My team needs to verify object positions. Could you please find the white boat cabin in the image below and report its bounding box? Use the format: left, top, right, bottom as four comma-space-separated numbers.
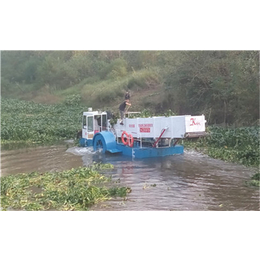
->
82, 108, 108, 140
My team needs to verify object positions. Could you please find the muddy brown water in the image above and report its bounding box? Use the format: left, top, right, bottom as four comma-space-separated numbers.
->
1, 141, 259, 211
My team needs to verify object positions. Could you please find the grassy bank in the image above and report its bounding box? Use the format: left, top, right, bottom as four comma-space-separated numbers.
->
0, 163, 131, 211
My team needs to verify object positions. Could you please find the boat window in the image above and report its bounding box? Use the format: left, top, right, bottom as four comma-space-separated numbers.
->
94, 115, 101, 132
83, 115, 87, 128
102, 114, 107, 130
87, 116, 93, 132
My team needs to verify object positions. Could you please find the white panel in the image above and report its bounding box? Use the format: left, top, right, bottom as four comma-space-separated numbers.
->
169, 116, 186, 138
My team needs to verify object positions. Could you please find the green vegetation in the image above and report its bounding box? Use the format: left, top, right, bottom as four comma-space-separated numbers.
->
246, 172, 260, 187
0, 163, 131, 211
1, 97, 84, 144
1, 51, 259, 126
1, 51, 259, 188
184, 126, 259, 167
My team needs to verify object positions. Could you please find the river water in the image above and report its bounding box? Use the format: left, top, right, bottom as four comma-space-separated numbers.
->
1, 142, 259, 211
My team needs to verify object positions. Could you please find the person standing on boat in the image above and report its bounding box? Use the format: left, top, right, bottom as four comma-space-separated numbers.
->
119, 99, 131, 125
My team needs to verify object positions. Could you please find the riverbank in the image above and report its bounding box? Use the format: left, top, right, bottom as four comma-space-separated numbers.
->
0, 163, 131, 211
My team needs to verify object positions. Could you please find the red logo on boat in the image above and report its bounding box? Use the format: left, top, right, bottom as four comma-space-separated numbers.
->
190, 118, 201, 126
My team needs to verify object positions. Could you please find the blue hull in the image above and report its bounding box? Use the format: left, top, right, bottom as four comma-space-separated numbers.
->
80, 137, 183, 158
79, 138, 93, 147
115, 143, 183, 158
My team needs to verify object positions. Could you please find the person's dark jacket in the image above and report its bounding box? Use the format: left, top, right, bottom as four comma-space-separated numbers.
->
119, 101, 127, 111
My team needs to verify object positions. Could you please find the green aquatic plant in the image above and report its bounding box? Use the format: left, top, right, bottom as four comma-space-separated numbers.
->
63, 94, 81, 106
246, 172, 260, 187
139, 109, 153, 118
184, 126, 259, 167
1, 98, 84, 144
0, 164, 131, 211
163, 109, 176, 117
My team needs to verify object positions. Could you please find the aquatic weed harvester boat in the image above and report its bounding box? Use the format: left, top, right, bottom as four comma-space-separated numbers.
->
79, 108, 206, 158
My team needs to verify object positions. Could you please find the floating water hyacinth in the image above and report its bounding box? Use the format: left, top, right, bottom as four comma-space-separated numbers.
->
184, 126, 259, 167
0, 163, 131, 211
